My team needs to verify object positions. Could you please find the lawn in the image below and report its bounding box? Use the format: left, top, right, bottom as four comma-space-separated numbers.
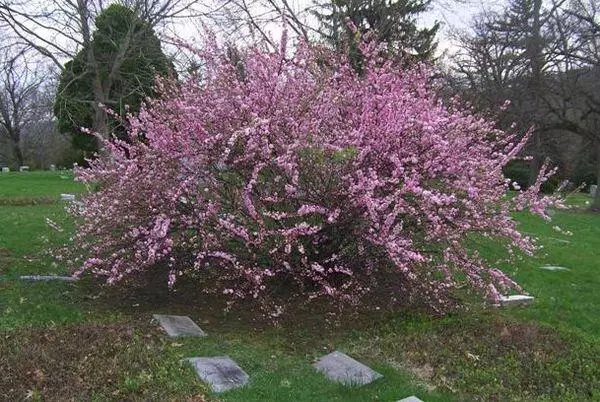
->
1, 172, 599, 401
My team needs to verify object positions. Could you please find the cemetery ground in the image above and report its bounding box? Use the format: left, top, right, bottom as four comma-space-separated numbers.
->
1, 172, 599, 401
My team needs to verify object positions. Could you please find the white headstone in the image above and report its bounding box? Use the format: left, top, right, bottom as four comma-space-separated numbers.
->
313, 351, 383, 386
499, 294, 534, 307
152, 314, 206, 337
60, 193, 76, 202
19, 165, 29, 172
1, 167, 8, 173
590, 184, 598, 197
185, 356, 249, 392
49, 164, 56, 171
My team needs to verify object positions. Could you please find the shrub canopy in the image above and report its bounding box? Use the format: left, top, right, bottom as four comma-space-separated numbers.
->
68, 36, 558, 317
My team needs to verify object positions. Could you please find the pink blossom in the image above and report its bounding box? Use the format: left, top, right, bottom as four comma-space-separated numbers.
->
61, 32, 560, 317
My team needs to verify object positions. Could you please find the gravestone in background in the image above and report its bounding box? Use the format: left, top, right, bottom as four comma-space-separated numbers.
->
540, 265, 569, 271
19, 166, 29, 172
1, 167, 8, 173
590, 185, 598, 197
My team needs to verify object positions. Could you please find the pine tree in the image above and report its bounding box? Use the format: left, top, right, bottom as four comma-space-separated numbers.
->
313, 0, 439, 69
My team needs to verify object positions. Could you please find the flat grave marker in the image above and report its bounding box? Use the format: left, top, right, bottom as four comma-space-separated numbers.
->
540, 265, 569, 271
313, 351, 383, 386
185, 356, 249, 393
60, 193, 76, 201
152, 314, 206, 337
397, 397, 424, 402
20, 275, 78, 282
499, 294, 534, 307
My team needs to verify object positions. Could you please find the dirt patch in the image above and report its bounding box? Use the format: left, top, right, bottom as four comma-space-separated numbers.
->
0, 322, 206, 401
383, 315, 600, 400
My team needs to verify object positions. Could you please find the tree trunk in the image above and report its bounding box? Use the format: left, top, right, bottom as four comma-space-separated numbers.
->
528, 130, 543, 185
528, 0, 544, 185
13, 142, 23, 168
590, 140, 600, 212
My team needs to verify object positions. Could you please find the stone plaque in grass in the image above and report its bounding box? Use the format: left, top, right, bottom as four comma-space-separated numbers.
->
313, 351, 383, 386
541, 265, 569, 271
152, 314, 206, 337
397, 397, 424, 402
499, 295, 534, 307
20, 275, 78, 282
60, 193, 76, 202
185, 356, 249, 392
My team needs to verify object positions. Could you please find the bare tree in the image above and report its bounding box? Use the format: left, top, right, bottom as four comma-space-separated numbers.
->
0, 0, 207, 144
0, 50, 45, 168
204, 0, 468, 49
201, 0, 315, 48
450, 11, 529, 117
451, 0, 570, 181
544, 0, 600, 210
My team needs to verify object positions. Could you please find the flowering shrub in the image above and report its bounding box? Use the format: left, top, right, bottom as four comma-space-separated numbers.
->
67, 36, 558, 316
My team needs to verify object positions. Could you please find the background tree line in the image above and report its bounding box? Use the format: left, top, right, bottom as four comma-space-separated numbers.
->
1, 0, 598, 207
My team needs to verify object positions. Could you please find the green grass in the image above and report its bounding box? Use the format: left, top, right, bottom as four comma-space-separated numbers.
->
0, 171, 83, 198
472, 207, 600, 339
1, 173, 599, 401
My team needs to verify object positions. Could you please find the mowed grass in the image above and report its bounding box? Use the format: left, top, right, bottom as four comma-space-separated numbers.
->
1, 173, 599, 401
0, 171, 82, 198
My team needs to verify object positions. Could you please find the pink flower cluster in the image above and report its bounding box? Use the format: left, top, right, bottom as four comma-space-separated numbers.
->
68, 37, 557, 315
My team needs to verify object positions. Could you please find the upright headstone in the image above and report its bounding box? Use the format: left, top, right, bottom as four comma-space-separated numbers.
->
313, 351, 383, 386
49, 164, 56, 171
152, 314, 206, 337
1, 167, 8, 173
185, 356, 249, 392
19, 165, 29, 172
590, 184, 598, 198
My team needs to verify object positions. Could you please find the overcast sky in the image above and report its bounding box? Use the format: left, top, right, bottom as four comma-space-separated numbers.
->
232, 0, 508, 56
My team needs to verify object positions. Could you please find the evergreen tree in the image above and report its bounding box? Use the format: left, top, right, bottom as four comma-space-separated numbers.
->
54, 4, 172, 153
313, 0, 439, 69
